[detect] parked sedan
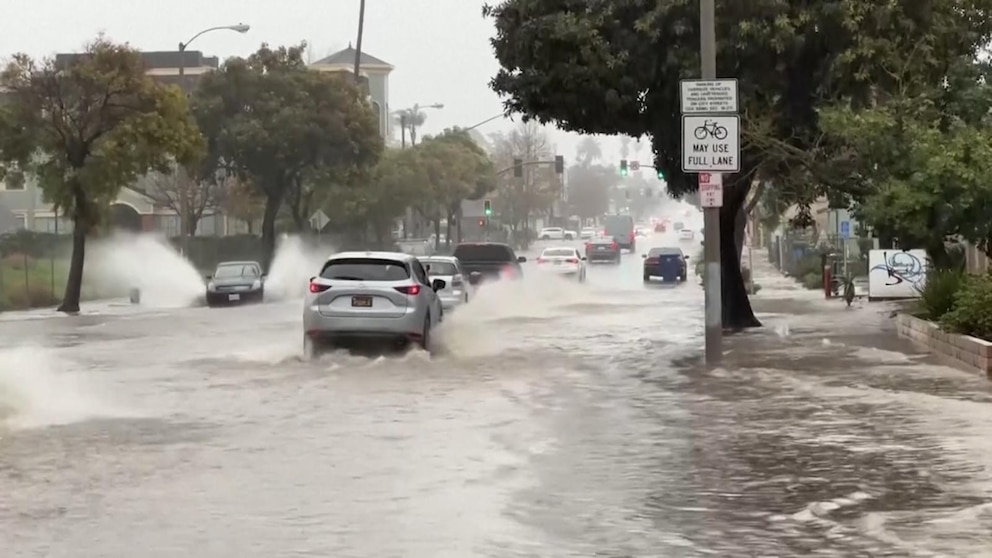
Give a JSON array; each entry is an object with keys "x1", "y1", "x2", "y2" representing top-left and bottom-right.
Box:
[
  {"x1": 584, "y1": 237, "x2": 622, "y2": 264},
  {"x1": 205, "y1": 261, "x2": 265, "y2": 306}
]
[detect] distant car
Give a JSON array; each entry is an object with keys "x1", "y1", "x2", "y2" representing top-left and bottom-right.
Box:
[
  {"x1": 585, "y1": 237, "x2": 622, "y2": 264},
  {"x1": 538, "y1": 227, "x2": 575, "y2": 240},
  {"x1": 679, "y1": 229, "x2": 695, "y2": 241},
  {"x1": 642, "y1": 247, "x2": 689, "y2": 283},
  {"x1": 580, "y1": 227, "x2": 597, "y2": 239},
  {"x1": 453, "y1": 242, "x2": 527, "y2": 285},
  {"x1": 421, "y1": 255, "x2": 474, "y2": 310},
  {"x1": 303, "y1": 251, "x2": 446, "y2": 358},
  {"x1": 654, "y1": 222, "x2": 667, "y2": 233},
  {"x1": 206, "y1": 261, "x2": 265, "y2": 306},
  {"x1": 673, "y1": 221, "x2": 685, "y2": 231},
  {"x1": 536, "y1": 246, "x2": 587, "y2": 282},
  {"x1": 635, "y1": 227, "x2": 649, "y2": 237}
]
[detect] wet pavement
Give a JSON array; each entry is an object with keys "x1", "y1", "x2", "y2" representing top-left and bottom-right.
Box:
[{"x1": 3, "y1": 232, "x2": 992, "y2": 557}]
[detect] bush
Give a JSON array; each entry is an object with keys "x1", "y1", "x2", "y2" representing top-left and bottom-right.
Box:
[
  {"x1": 802, "y1": 272, "x2": 822, "y2": 290},
  {"x1": 941, "y1": 275, "x2": 992, "y2": 341},
  {"x1": 915, "y1": 268, "x2": 966, "y2": 320}
]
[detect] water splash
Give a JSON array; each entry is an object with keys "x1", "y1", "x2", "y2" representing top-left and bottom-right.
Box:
[
  {"x1": 86, "y1": 232, "x2": 204, "y2": 308},
  {"x1": 265, "y1": 235, "x2": 333, "y2": 301},
  {"x1": 0, "y1": 346, "x2": 132, "y2": 430}
]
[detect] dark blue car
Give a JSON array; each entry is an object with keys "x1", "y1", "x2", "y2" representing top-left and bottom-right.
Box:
[{"x1": 642, "y1": 247, "x2": 689, "y2": 283}]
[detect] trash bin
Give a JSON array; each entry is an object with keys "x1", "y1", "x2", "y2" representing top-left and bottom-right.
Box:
[{"x1": 129, "y1": 288, "x2": 141, "y2": 304}]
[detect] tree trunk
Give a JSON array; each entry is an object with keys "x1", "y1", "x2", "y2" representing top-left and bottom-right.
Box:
[
  {"x1": 719, "y1": 178, "x2": 761, "y2": 330},
  {"x1": 735, "y1": 203, "x2": 747, "y2": 263},
  {"x1": 58, "y1": 218, "x2": 87, "y2": 313},
  {"x1": 260, "y1": 192, "x2": 283, "y2": 270},
  {"x1": 433, "y1": 219, "x2": 441, "y2": 250}
]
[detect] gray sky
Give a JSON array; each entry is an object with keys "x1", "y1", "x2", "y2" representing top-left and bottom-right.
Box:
[{"x1": 0, "y1": 0, "x2": 653, "y2": 171}]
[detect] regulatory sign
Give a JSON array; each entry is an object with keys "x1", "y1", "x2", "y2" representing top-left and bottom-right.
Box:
[
  {"x1": 840, "y1": 221, "x2": 850, "y2": 239},
  {"x1": 681, "y1": 115, "x2": 740, "y2": 173},
  {"x1": 699, "y1": 173, "x2": 723, "y2": 208},
  {"x1": 629, "y1": 161, "x2": 641, "y2": 171},
  {"x1": 680, "y1": 79, "x2": 739, "y2": 114}
]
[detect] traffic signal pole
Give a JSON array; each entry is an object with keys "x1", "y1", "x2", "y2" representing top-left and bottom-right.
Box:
[{"x1": 700, "y1": 0, "x2": 723, "y2": 364}]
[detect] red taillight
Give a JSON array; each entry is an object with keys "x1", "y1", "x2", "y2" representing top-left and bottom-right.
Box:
[
  {"x1": 537, "y1": 257, "x2": 547, "y2": 263},
  {"x1": 630, "y1": 232, "x2": 636, "y2": 240},
  {"x1": 585, "y1": 243, "x2": 592, "y2": 251},
  {"x1": 646, "y1": 258, "x2": 659, "y2": 265},
  {"x1": 501, "y1": 265, "x2": 518, "y2": 279},
  {"x1": 565, "y1": 258, "x2": 579, "y2": 264},
  {"x1": 309, "y1": 281, "x2": 330, "y2": 293},
  {"x1": 394, "y1": 285, "x2": 421, "y2": 295},
  {"x1": 611, "y1": 241, "x2": 618, "y2": 250}
]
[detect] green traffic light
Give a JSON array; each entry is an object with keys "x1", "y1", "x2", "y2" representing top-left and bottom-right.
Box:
[
  {"x1": 657, "y1": 170, "x2": 664, "y2": 180},
  {"x1": 484, "y1": 209, "x2": 492, "y2": 216}
]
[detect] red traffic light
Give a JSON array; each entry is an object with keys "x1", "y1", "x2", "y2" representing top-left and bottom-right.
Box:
[{"x1": 478, "y1": 218, "x2": 486, "y2": 227}]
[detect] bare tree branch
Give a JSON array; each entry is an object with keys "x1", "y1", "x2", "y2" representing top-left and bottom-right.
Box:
[{"x1": 132, "y1": 166, "x2": 221, "y2": 235}]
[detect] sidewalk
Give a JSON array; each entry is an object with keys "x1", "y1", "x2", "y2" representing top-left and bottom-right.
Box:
[{"x1": 718, "y1": 251, "x2": 942, "y2": 373}]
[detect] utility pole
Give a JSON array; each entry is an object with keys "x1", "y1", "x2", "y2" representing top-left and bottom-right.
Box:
[{"x1": 700, "y1": 0, "x2": 722, "y2": 364}]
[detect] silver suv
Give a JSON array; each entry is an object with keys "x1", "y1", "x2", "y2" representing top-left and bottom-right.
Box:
[{"x1": 303, "y1": 251, "x2": 446, "y2": 358}]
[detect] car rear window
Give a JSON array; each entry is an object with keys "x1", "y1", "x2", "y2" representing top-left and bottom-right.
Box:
[
  {"x1": 215, "y1": 264, "x2": 258, "y2": 278},
  {"x1": 543, "y1": 248, "x2": 575, "y2": 257},
  {"x1": 590, "y1": 238, "x2": 614, "y2": 244},
  {"x1": 423, "y1": 261, "x2": 458, "y2": 275},
  {"x1": 320, "y1": 258, "x2": 409, "y2": 281},
  {"x1": 648, "y1": 248, "x2": 682, "y2": 257},
  {"x1": 452, "y1": 244, "x2": 515, "y2": 262}
]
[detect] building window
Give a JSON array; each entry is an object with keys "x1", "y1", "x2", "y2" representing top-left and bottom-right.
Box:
[{"x1": 2, "y1": 169, "x2": 25, "y2": 190}]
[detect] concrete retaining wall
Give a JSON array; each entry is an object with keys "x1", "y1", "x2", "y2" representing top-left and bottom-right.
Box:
[{"x1": 896, "y1": 314, "x2": 992, "y2": 375}]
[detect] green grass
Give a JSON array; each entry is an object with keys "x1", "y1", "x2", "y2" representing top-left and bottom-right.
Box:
[{"x1": 0, "y1": 256, "x2": 68, "y2": 310}]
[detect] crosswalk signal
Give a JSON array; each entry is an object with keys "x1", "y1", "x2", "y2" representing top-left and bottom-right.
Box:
[
  {"x1": 554, "y1": 155, "x2": 564, "y2": 174},
  {"x1": 478, "y1": 218, "x2": 486, "y2": 227},
  {"x1": 483, "y1": 199, "x2": 493, "y2": 216},
  {"x1": 620, "y1": 160, "x2": 628, "y2": 177}
]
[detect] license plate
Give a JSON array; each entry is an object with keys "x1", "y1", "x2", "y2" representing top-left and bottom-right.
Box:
[
  {"x1": 596, "y1": 246, "x2": 607, "y2": 250},
  {"x1": 351, "y1": 296, "x2": 372, "y2": 307},
  {"x1": 228, "y1": 294, "x2": 240, "y2": 301},
  {"x1": 553, "y1": 260, "x2": 561, "y2": 265}
]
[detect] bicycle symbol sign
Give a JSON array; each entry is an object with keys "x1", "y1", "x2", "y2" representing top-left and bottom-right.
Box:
[{"x1": 681, "y1": 115, "x2": 740, "y2": 173}]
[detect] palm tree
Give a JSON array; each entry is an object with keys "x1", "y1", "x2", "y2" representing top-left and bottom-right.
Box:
[
  {"x1": 393, "y1": 108, "x2": 428, "y2": 146},
  {"x1": 576, "y1": 136, "x2": 602, "y2": 166}
]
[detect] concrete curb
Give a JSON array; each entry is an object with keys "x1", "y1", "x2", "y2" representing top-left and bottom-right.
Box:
[{"x1": 896, "y1": 313, "x2": 992, "y2": 375}]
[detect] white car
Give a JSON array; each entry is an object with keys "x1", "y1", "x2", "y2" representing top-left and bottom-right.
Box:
[
  {"x1": 679, "y1": 229, "x2": 695, "y2": 241},
  {"x1": 580, "y1": 227, "x2": 597, "y2": 239},
  {"x1": 420, "y1": 255, "x2": 474, "y2": 309},
  {"x1": 536, "y1": 246, "x2": 587, "y2": 282},
  {"x1": 538, "y1": 227, "x2": 577, "y2": 240}
]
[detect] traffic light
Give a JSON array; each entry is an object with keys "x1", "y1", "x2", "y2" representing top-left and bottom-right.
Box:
[
  {"x1": 620, "y1": 160, "x2": 628, "y2": 177},
  {"x1": 554, "y1": 155, "x2": 564, "y2": 174},
  {"x1": 513, "y1": 158, "x2": 523, "y2": 178},
  {"x1": 478, "y1": 218, "x2": 486, "y2": 227},
  {"x1": 483, "y1": 199, "x2": 493, "y2": 216},
  {"x1": 657, "y1": 169, "x2": 665, "y2": 180}
]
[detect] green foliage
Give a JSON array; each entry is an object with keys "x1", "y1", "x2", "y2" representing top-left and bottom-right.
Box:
[
  {"x1": 191, "y1": 43, "x2": 383, "y2": 259},
  {"x1": 915, "y1": 268, "x2": 967, "y2": 320},
  {"x1": 941, "y1": 275, "x2": 992, "y2": 341},
  {"x1": 0, "y1": 37, "x2": 205, "y2": 311}
]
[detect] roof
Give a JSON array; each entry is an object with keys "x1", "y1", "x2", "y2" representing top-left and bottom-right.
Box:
[
  {"x1": 648, "y1": 247, "x2": 684, "y2": 255},
  {"x1": 327, "y1": 251, "x2": 413, "y2": 261},
  {"x1": 217, "y1": 260, "x2": 261, "y2": 267},
  {"x1": 313, "y1": 43, "x2": 392, "y2": 69}
]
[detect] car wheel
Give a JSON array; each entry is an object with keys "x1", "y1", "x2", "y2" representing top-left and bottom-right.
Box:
[
  {"x1": 464, "y1": 292, "x2": 469, "y2": 303},
  {"x1": 303, "y1": 335, "x2": 320, "y2": 361},
  {"x1": 643, "y1": 274, "x2": 651, "y2": 283},
  {"x1": 540, "y1": 235, "x2": 550, "y2": 240},
  {"x1": 419, "y1": 316, "x2": 432, "y2": 353},
  {"x1": 565, "y1": 234, "x2": 573, "y2": 240}
]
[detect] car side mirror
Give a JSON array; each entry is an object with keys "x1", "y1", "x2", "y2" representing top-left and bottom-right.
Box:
[
  {"x1": 517, "y1": 256, "x2": 527, "y2": 263},
  {"x1": 431, "y1": 278, "x2": 446, "y2": 291},
  {"x1": 580, "y1": 256, "x2": 587, "y2": 261},
  {"x1": 641, "y1": 254, "x2": 647, "y2": 258},
  {"x1": 205, "y1": 275, "x2": 212, "y2": 280},
  {"x1": 684, "y1": 256, "x2": 690, "y2": 260}
]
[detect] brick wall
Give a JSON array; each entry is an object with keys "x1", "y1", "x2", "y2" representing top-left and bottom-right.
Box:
[{"x1": 897, "y1": 314, "x2": 992, "y2": 375}]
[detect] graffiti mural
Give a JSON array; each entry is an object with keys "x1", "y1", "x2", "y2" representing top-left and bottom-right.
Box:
[{"x1": 867, "y1": 249, "x2": 929, "y2": 299}]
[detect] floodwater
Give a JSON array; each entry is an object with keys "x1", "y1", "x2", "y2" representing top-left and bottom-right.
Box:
[{"x1": 2, "y1": 230, "x2": 992, "y2": 557}]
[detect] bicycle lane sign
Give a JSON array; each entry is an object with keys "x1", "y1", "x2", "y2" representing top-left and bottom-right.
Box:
[{"x1": 681, "y1": 115, "x2": 740, "y2": 173}]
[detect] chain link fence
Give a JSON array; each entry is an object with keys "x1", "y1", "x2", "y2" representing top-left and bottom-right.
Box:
[{"x1": 0, "y1": 232, "x2": 71, "y2": 311}]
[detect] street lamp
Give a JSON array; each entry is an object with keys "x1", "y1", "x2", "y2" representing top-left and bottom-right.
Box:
[
  {"x1": 464, "y1": 112, "x2": 508, "y2": 132},
  {"x1": 178, "y1": 24, "x2": 251, "y2": 92}
]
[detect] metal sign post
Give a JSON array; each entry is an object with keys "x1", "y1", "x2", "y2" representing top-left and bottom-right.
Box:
[{"x1": 681, "y1": 0, "x2": 739, "y2": 366}]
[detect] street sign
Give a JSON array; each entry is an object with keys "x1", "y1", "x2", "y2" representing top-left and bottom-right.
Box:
[
  {"x1": 698, "y1": 173, "x2": 723, "y2": 208},
  {"x1": 679, "y1": 79, "x2": 739, "y2": 114},
  {"x1": 309, "y1": 209, "x2": 329, "y2": 231},
  {"x1": 681, "y1": 115, "x2": 740, "y2": 173},
  {"x1": 629, "y1": 161, "x2": 641, "y2": 171},
  {"x1": 840, "y1": 220, "x2": 850, "y2": 239}
]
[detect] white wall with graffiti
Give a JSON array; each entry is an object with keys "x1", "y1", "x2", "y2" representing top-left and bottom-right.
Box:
[{"x1": 868, "y1": 249, "x2": 929, "y2": 299}]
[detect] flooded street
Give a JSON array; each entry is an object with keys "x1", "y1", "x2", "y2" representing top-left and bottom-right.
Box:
[{"x1": 3, "y1": 235, "x2": 992, "y2": 557}]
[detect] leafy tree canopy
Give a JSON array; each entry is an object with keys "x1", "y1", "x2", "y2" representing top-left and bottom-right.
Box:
[
  {"x1": 191, "y1": 43, "x2": 383, "y2": 262},
  {"x1": 0, "y1": 37, "x2": 204, "y2": 312}
]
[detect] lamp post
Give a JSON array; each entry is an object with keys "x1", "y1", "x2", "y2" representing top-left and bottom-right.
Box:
[{"x1": 178, "y1": 23, "x2": 250, "y2": 93}]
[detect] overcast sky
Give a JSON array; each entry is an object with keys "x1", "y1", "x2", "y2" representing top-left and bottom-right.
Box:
[{"x1": 0, "y1": 0, "x2": 654, "y2": 171}]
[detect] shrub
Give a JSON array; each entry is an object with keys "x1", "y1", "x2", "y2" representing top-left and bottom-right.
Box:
[
  {"x1": 802, "y1": 272, "x2": 822, "y2": 290},
  {"x1": 915, "y1": 268, "x2": 966, "y2": 320},
  {"x1": 4, "y1": 282, "x2": 59, "y2": 309},
  {"x1": 941, "y1": 275, "x2": 992, "y2": 341}
]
